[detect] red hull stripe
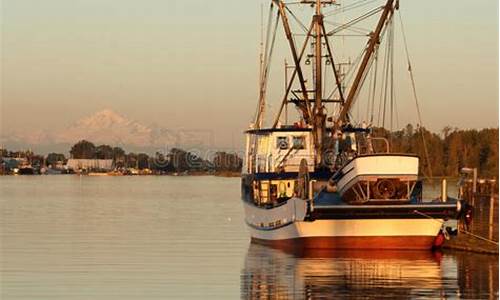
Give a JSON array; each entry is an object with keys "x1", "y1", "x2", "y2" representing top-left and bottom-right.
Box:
[{"x1": 251, "y1": 236, "x2": 437, "y2": 250}]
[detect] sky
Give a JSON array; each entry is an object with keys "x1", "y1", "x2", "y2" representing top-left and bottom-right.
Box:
[{"x1": 1, "y1": 0, "x2": 498, "y2": 149}]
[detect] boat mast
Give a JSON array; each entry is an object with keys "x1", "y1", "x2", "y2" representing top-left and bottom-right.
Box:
[
  {"x1": 314, "y1": 0, "x2": 322, "y2": 115},
  {"x1": 313, "y1": 0, "x2": 326, "y2": 166}
]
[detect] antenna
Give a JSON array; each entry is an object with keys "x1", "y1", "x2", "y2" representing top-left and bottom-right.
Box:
[{"x1": 259, "y1": 2, "x2": 264, "y2": 85}]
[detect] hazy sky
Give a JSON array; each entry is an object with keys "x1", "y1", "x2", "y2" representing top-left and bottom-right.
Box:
[{"x1": 1, "y1": 0, "x2": 498, "y2": 149}]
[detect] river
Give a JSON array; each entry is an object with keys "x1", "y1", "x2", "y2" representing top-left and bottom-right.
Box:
[{"x1": 0, "y1": 176, "x2": 497, "y2": 299}]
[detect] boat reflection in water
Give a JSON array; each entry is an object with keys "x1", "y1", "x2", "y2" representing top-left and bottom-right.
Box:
[{"x1": 241, "y1": 244, "x2": 498, "y2": 299}]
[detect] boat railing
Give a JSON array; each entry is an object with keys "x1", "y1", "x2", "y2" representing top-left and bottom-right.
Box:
[{"x1": 359, "y1": 137, "x2": 390, "y2": 155}]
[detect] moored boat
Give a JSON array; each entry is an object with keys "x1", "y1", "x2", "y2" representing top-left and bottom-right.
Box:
[{"x1": 240, "y1": 0, "x2": 462, "y2": 250}]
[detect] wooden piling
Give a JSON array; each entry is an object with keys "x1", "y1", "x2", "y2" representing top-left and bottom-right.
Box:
[
  {"x1": 489, "y1": 195, "x2": 495, "y2": 242},
  {"x1": 443, "y1": 179, "x2": 498, "y2": 254}
]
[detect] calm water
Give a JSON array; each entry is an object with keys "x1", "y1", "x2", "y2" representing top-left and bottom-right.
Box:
[{"x1": 0, "y1": 176, "x2": 498, "y2": 299}]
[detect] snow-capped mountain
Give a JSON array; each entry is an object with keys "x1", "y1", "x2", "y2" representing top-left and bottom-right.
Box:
[
  {"x1": 55, "y1": 109, "x2": 154, "y2": 146},
  {"x1": 1, "y1": 109, "x2": 211, "y2": 153}
]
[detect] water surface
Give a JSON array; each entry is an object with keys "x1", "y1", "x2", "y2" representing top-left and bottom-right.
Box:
[{"x1": 0, "y1": 176, "x2": 498, "y2": 299}]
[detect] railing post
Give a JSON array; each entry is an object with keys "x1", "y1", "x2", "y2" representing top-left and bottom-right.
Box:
[
  {"x1": 489, "y1": 195, "x2": 495, "y2": 241},
  {"x1": 473, "y1": 168, "x2": 478, "y2": 194},
  {"x1": 441, "y1": 178, "x2": 447, "y2": 202}
]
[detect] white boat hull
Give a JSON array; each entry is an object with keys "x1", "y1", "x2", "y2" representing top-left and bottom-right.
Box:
[{"x1": 243, "y1": 199, "x2": 443, "y2": 250}]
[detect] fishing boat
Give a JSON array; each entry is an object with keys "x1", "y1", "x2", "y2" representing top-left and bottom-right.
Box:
[{"x1": 240, "y1": 0, "x2": 462, "y2": 249}]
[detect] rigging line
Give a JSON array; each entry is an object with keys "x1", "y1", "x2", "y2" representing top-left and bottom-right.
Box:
[
  {"x1": 377, "y1": 26, "x2": 389, "y2": 127},
  {"x1": 275, "y1": 0, "x2": 313, "y2": 122},
  {"x1": 391, "y1": 16, "x2": 399, "y2": 131},
  {"x1": 285, "y1": 5, "x2": 309, "y2": 33},
  {"x1": 272, "y1": 21, "x2": 315, "y2": 128},
  {"x1": 369, "y1": 48, "x2": 379, "y2": 124},
  {"x1": 373, "y1": 14, "x2": 391, "y2": 127},
  {"x1": 324, "y1": 21, "x2": 370, "y2": 35},
  {"x1": 263, "y1": 11, "x2": 281, "y2": 100},
  {"x1": 330, "y1": 48, "x2": 374, "y2": 121},
  {"x1": 366, "y1": 61, "x2": 374, "y2": 122},
  {"x1": 382, "y1": 23, "x2": 392, "y2": 129},
  {"x1": 347, "y1": 53, "x2": 378, "y2": 123},
  {"x1": 356, "y1": 86, "x2": 360, "y2": 121},
  {"x1": 398, "y1": 10, "x2": 433, "y2": 180},
  {"x1": 257, "y1": 7, "x2": 281, "y2": 128},
  {"x1": 324, "y1": 0, "x2": 380, "y2": 17},
  {"x1": 390, "y1": 15, "x2": 394, "y2": 134},
  {"x1": 254, "y1": 3, "x2": 264, "y2": 122},
  {"x1": 414, "y1": 210, "x2": 500, "y2": 246},
  {"x1": 327, "y1": 9, "x2": 392, "y2": 108},
  {"x1": 321, "y1": 23, "x2": 346, "y2": 104},
  {"x1": 330, "y1": 7, "x2": 392, "y2": 116},
  {"x1": 255, "y1": 3, "x2": 274, "y2": 122},
  {"x1": 253, "y1": 3, "x2": 274, "y2": 124},
  {"x1": 394, "y1": 88, "x2": 399, "y2": 129},
  {"x1": 326, "y1": 47, "x2": 365, "y2": 100},
  {"x1": 323, "y1": 56, "x2": 328, "y2": 98},
  {"x1": 266, "y1": 11, "x2": 281, "y2": 79},
  {"x1": 381, "y1": 18, "x2": 392, "y2": 129},
  {"x1": 261, "y1": 3, "x2": 274, "y2": 85},
  {"x1": 338, "y1": 0, "x2": 396, "y2": 124},
  {"x1": 326, "y1": 6, "x2": 383, "y2": 36}
]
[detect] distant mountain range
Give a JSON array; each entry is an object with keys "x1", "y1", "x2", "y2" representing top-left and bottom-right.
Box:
[{"x1": 1, "y1": 109, "x2": 215, "y2": 154}]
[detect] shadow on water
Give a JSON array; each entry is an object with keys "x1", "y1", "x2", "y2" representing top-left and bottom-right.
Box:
[{"x1": 241, "y1": 243, "x2": 499, "y2": 299}]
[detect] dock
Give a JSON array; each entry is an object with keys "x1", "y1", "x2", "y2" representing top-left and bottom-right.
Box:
[{"x1": 443, "y1": 177, "x2": 499, "y2": 254}]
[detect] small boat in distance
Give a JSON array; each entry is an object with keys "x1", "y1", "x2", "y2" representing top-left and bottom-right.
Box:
[
  {"x1": 16, "y1": 163, "x2": 36, "y2": 175},
  {"x1": 240, "y1": 0, "x2": 462, "y2": 250}
]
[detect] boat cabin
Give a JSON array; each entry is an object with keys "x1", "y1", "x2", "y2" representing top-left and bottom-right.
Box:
[{"x1": 244, "y1": 128, "x2": 315, "y2": 174}]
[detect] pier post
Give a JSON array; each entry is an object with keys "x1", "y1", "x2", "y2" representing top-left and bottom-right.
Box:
[
  {"x1": 472, "y1": 168, "x2": 478, "y2": 194},
  {"x1": 488, "y1": 195, "x2": 495, "y2": 241},
  {"x1": 441, "y1": 178, "x2": 447, "y2": 202}
]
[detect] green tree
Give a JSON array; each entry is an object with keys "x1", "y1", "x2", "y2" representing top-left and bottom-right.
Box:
[
  {"x1": 95, "y1": 145, "x2": 114, "y2": 159},
  {"x1": 46, "y1": 153, "x2": 66, "y2": 167},
  {"x1": 213, "y1": 152, "x2": 242, "y2": 172},
  {"x1": 112, "y1": 147, "x2": 126, "y2": 167},
  {"x1": 70, "y1": 140, "x2": 96, "y2": 159},
  {"x1": 137, "y1": 153, "x2": 150, "y2": 169}
]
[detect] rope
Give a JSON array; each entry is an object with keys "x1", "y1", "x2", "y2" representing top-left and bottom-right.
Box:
[
  {"x1": 326, "y1": 6, "x2": 383, "y2": 36},
  {"x1": 413, "y1": 210, "x2": 444, "y2": 224},
  {"x1": 369, "y1": 50, "x2": 378, "y2": 124},
  {"x1": 256, "y1": 8, "x2": 280, "y2": 128},
  {"x1": 389, "y1": 16, "x2": 395, "y2": 133},
  {"x1": 413, "y1": 210, "x2": 499, "y2": 246},
  {"x1": 397, "y1": 11, "x2": 433, "y2": 180},
  {"x1": 460, "y1": 230, "x2": 499, "y2": 246},
  {"x1": 377, "y1": 25, "x2": 389, "y2": 127},
  {"x1": 365, "y1": 59, "x2": 374, "y2": 122},
  {"x1": 254, "y1": 3, "x2": 276, "y2": 127},
  {"x1": 285, "y1": 5, "x2": 309, "y2": 33},
  {"x1": 324, "y1": 0, "x2": 381, "y2": 17}
]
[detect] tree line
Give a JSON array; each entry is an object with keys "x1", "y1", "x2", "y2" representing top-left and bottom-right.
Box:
[
  {"x1": 68, "y1": 140, "x2": 243, "y2": 173},
  {"x1": 2, "y1": 126, "x2": 497, "y2": 177},
  {"x1": 372, "y1": 125, "x2": 498, "y2": 177}
]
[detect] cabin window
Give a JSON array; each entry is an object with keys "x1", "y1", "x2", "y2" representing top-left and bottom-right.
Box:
[
  {"x1": 276, "y1": 137, "x2": 289, "y2": 150},
  {"x1": 292, "y1": 136, "x2": 306, "y2": 149}
]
